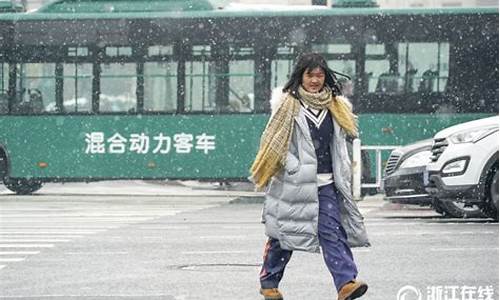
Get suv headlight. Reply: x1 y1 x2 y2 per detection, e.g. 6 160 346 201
448 126 498 144
399 150 432 169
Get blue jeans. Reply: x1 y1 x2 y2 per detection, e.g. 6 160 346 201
259 183 358 292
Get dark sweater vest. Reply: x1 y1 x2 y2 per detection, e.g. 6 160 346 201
302 107 334 174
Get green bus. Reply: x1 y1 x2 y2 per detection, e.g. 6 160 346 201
0 0 498 194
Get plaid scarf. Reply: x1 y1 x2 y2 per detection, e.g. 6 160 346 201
250 87 358 189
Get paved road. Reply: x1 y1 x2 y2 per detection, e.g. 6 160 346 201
0 184 498 300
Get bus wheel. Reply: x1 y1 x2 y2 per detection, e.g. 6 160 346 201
4 178 42 195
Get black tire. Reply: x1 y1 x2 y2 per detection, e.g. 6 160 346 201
0 153 6 181
484 167 499 220
4 178 42 195
439 200 486 218
431 198 446 215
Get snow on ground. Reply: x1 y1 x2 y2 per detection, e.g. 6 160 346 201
0 180 261 197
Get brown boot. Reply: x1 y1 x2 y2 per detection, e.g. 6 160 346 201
260 288 283 300
337 280 368 300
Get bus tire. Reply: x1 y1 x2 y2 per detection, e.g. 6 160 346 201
4 178 42 195
0 151 6 181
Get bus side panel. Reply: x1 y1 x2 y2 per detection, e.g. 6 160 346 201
0 114 267 180
0 113 491 180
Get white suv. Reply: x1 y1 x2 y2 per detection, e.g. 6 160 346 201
425 116 499 219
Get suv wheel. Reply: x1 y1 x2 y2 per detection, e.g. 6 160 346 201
484 167 499 220
431 198 484 218
431 198 446 215
440 200 486 218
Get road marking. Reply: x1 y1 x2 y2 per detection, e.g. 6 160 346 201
0 258 25 262
0 208 183 211
0 226 118 229
365 220 499 225
0 265 5 270
0 244 54 248
182 250 253 255
220 225 262 229
430 247 499 251
0 212 178 217
0 294 178 298
64 251 129 255
370 231 496 236
199 235 259 239
352 248 371 252
137 226 191 230
0 251 40 255
0 235 83 239
0 219 153 223
0 231 101 234
0 239 70 242
421 222 499 226
0 216 155 219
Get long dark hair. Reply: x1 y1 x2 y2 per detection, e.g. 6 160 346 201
283 53 350 98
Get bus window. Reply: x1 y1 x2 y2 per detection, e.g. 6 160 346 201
185 46 215 112
99 63 137 113
312 43 356 96
365 44 400 94
1 61 7 91
14 63 56 114
144 61 178 112
227 47 254 113
0 62 7 114
312 44 352 54
185 45 255 113
271 45 298 89
328 60 355 96
398 42 449 93
438 43 449 92
63 63 92 113
272 59 293 89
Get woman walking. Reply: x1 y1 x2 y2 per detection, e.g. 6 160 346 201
250 53 370 300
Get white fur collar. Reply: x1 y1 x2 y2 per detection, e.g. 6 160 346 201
269 87 353 115
270 87 287 116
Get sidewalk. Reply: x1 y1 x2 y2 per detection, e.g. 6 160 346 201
0 179 386 208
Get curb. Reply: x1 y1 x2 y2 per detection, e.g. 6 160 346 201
229 196 265 204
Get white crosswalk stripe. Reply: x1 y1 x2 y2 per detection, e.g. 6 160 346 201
0 235 84 239
0 244 55 248
0 239 71 242
0 194 225 272
0 231 103 234
0 207 150 270
0 251 40 255
0 258 25 262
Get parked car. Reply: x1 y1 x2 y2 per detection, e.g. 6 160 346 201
425 116 499 220
383 138 433 206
